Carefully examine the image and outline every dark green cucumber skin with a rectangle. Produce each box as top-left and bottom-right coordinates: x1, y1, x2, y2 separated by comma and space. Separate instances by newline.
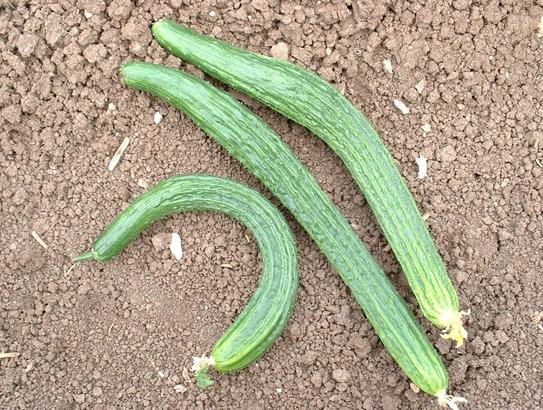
151, 19, 460, 329
121, 62, 447, 395
78, 175, 298, 372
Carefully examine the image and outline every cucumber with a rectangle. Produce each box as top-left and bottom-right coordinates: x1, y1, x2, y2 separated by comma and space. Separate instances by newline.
120, 61, 465, 407
74, 174, 298, 387
151, 19, 468, 347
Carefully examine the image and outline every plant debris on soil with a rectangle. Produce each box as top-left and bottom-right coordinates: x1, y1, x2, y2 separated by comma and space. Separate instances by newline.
1, 1, 542, 409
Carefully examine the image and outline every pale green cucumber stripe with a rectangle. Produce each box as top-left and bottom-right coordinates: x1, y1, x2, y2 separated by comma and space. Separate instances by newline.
121, 62, 447, 395
150, 20, 460, 327
76, 175, 298, 372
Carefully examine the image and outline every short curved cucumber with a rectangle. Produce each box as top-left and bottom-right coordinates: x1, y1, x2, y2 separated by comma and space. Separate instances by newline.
75, 174, 298, 386
120, 62, 462, 406
151, 19, 467, 347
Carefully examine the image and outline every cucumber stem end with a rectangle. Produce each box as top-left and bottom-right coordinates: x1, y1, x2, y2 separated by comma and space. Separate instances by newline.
436, 390, 467, 410
440, 309, 470, 347
73, 250, 97, 262
192, 356, 215, 388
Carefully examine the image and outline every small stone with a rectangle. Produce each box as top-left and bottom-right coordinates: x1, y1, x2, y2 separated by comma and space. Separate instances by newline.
153, 111, 163, 124
92, 386, 102, 396
415, 79, 426, 93
170, 233, 183, 260
410, 383, 420, 393
421, 123, 432, 133
332, 368, 351, 383
415, 155, 427, 179
383, 59, 393, 73
270, 42, 289, 60
137, 178, 149, 188
208, 10, 216, 17
393, 99, 410, 114
182, 367, 191, 383
174, 384, 187, 393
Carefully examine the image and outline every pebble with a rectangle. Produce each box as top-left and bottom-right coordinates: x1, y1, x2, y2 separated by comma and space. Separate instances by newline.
153, 111, 163, 125
393, 99, 410, 114
92, 386, 102, 396
415, 79, 426, 93
174, 384, 187, 393
170, 233, 183, 260
383, 59, 393, 73
421, 123, 432, 133
270, 42, 289, 60
415, 155, 428, 179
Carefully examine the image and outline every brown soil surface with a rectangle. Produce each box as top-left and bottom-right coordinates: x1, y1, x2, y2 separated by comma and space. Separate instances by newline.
1, 1, 542, 409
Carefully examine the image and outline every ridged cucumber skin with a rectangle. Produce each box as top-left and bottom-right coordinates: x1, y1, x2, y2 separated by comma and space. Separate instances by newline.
76, 174, 298, 372
121, 62, 448, 396
151, 20, 464, 343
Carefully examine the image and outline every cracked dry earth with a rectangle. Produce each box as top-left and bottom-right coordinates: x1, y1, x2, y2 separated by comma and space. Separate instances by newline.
1, 1, 542, 409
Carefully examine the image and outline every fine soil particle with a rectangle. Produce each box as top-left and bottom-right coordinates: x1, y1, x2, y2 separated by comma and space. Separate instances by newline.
1, 1, 542, 409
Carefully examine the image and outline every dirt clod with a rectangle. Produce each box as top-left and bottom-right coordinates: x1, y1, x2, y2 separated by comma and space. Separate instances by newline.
332, 368, 351, 384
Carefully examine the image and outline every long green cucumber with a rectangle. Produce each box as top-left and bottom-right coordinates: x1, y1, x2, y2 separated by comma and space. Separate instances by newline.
151, 19, 468, 347
74, 174, 298, 387
120, 61, 465, 407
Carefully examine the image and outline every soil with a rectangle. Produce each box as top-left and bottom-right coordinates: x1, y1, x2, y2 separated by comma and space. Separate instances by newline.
1, 0, 542, 409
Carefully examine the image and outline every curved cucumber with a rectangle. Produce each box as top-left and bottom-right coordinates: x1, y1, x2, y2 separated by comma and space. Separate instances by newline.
120, 62, 456, 403
151, 19, 467, 347
75, 175, 298, 385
